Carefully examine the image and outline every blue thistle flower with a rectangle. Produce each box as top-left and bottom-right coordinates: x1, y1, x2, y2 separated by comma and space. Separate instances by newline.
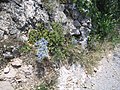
35, 38, 48, 47
35, 38, 49, 62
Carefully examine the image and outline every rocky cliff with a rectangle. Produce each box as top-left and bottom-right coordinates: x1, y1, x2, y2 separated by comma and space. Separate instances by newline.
0, 0, 120, 90
0, 0, 91, 49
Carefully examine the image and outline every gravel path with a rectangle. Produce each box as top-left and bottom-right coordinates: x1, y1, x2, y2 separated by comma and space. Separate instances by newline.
57, 45, 120, 90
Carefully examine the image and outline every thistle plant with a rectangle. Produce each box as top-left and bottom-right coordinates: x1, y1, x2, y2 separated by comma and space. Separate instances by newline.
35, 38, 49, 62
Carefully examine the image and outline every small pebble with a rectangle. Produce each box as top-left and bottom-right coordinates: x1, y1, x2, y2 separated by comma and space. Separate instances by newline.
4, 67, 10, 74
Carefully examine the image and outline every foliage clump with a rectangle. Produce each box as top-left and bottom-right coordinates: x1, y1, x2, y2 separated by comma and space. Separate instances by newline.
28, 22, 72, 61
19, 43, 32, 54
74, 0, 120, 44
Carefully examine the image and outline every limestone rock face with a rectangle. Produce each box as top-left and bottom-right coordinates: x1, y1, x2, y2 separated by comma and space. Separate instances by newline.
0, 81, 14, 90
0, 0, 49, 36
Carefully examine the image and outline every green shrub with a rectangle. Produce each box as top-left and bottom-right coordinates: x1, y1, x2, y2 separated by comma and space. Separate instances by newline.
28, 22, 73, 61
75, 0, 120, 47
19, 43, 32, 54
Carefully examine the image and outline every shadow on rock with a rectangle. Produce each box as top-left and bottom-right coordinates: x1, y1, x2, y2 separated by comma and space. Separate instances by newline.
35, 62, 45, 78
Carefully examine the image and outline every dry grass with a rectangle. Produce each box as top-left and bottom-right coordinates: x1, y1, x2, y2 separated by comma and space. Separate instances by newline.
69, 42, 114, 74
